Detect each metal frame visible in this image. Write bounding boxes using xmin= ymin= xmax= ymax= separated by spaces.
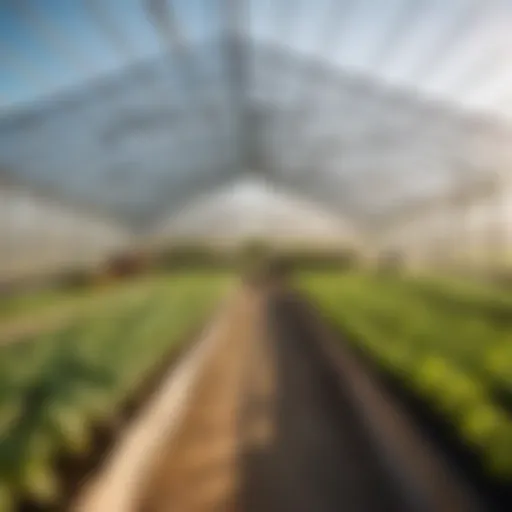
xmin=0 ymin=0 xmax=511 ymax=270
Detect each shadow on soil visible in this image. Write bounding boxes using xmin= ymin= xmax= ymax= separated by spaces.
xmin=234 ymin=288 xmax=409 ymax=512
xmin=234 ymin=284 xmax=510 ymax=512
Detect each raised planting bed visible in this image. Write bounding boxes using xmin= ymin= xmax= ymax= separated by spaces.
xmin=0 ymin=273 xmax=232 ymax=511
xmin=297 ymin=271 xmax=512 ymax=507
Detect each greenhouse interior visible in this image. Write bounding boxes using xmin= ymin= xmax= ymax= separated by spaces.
xmin=1 ymin=1 xmax=512 ymax=511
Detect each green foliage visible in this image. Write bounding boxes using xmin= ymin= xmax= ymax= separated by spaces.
xmin=274 ymin=248 xmax=359 ymax=273
xmin=0 ymin=288 xmax=81 ymax=322
xmin=299 ymin=271 xmax=512 ymax=481
xmin=0 ymin=273 xmax=230 ymax=507
xmin=157 ymin=243 xmax=232 ymax=271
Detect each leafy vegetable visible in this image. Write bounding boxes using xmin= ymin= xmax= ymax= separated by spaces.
xmin=0 ymin=272 xmax=231 ymax=506
xmin=299 ymin=271 xmax=512 ymax=480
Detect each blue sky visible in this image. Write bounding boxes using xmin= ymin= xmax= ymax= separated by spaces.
xmin=1 ymin=0 xmax=512 ymax=117
xmin=0 ymin=0 xmax=216 ymax=108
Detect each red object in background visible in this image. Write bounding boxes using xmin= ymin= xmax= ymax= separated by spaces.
xmin=105 ymin=251 xmax=149 ymax=278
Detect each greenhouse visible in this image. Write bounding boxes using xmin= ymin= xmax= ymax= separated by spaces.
xmin=0 ymin=1 xmax=512 ymax=511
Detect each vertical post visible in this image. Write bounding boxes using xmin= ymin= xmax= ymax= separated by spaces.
xmin=451 ymin=162 xmax=472 ymax=275
xmin=223 ymin=0 xmax=250 ymax=177
xmin=488 ymin=174 xmax=505 ymax=280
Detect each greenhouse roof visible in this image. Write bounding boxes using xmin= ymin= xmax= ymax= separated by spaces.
xmin=1 ymin=0 xmax=512 ymax=231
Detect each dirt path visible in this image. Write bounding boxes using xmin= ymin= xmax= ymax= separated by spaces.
xmin=136 ymin=286 xmax=259 ymax=512
xmin=137 ymin=284 xmax=411 ymax=511
xmin=80 ymin=283 xmax=482 ymax=512
xmin=234 ymin=287 xmax=409 ymax=512
xmin=72 ymin=286 xmax=247 ymax=512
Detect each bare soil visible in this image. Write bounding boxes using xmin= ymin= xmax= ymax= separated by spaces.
xmin=134 ymin=283 xmax=485 ymax=511
xmin=26 ymin=281 xmax=500 ymax=512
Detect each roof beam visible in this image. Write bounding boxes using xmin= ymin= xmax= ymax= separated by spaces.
xmin=221 ymin=0 xmax=251 ymax=174
xmin=408 ymin=0 xmax=486 ymax=84
xmin=84 ymin=0 xmax=137 ymax=60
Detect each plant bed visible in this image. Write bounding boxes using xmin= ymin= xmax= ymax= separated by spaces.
xmin=335 ymin=325 xmax=512 ymax=512
xmin=18 ymin=320 xmax=206 ymax=512
xmin=0 ymin=273 xmax=230 ymax=512
xmin=267 ymin=287 xmax=482 ymax=510
xmin=298 ymin=273 xmax=512 ymax=511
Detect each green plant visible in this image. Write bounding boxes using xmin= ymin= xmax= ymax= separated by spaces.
xmin=0 ymin=272 xmax=231 ymax=508
xmin=299 ymin=271 xmax=512 ymax=481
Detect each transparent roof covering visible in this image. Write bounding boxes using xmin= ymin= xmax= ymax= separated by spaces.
xmin=1 ymin=0 xmax=512 ymax=231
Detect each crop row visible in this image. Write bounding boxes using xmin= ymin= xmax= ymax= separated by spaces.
xmin=299 ymin=272 xmax=512 ymax=480
xmin=0 ymin=273 xmax=230 ymax=511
